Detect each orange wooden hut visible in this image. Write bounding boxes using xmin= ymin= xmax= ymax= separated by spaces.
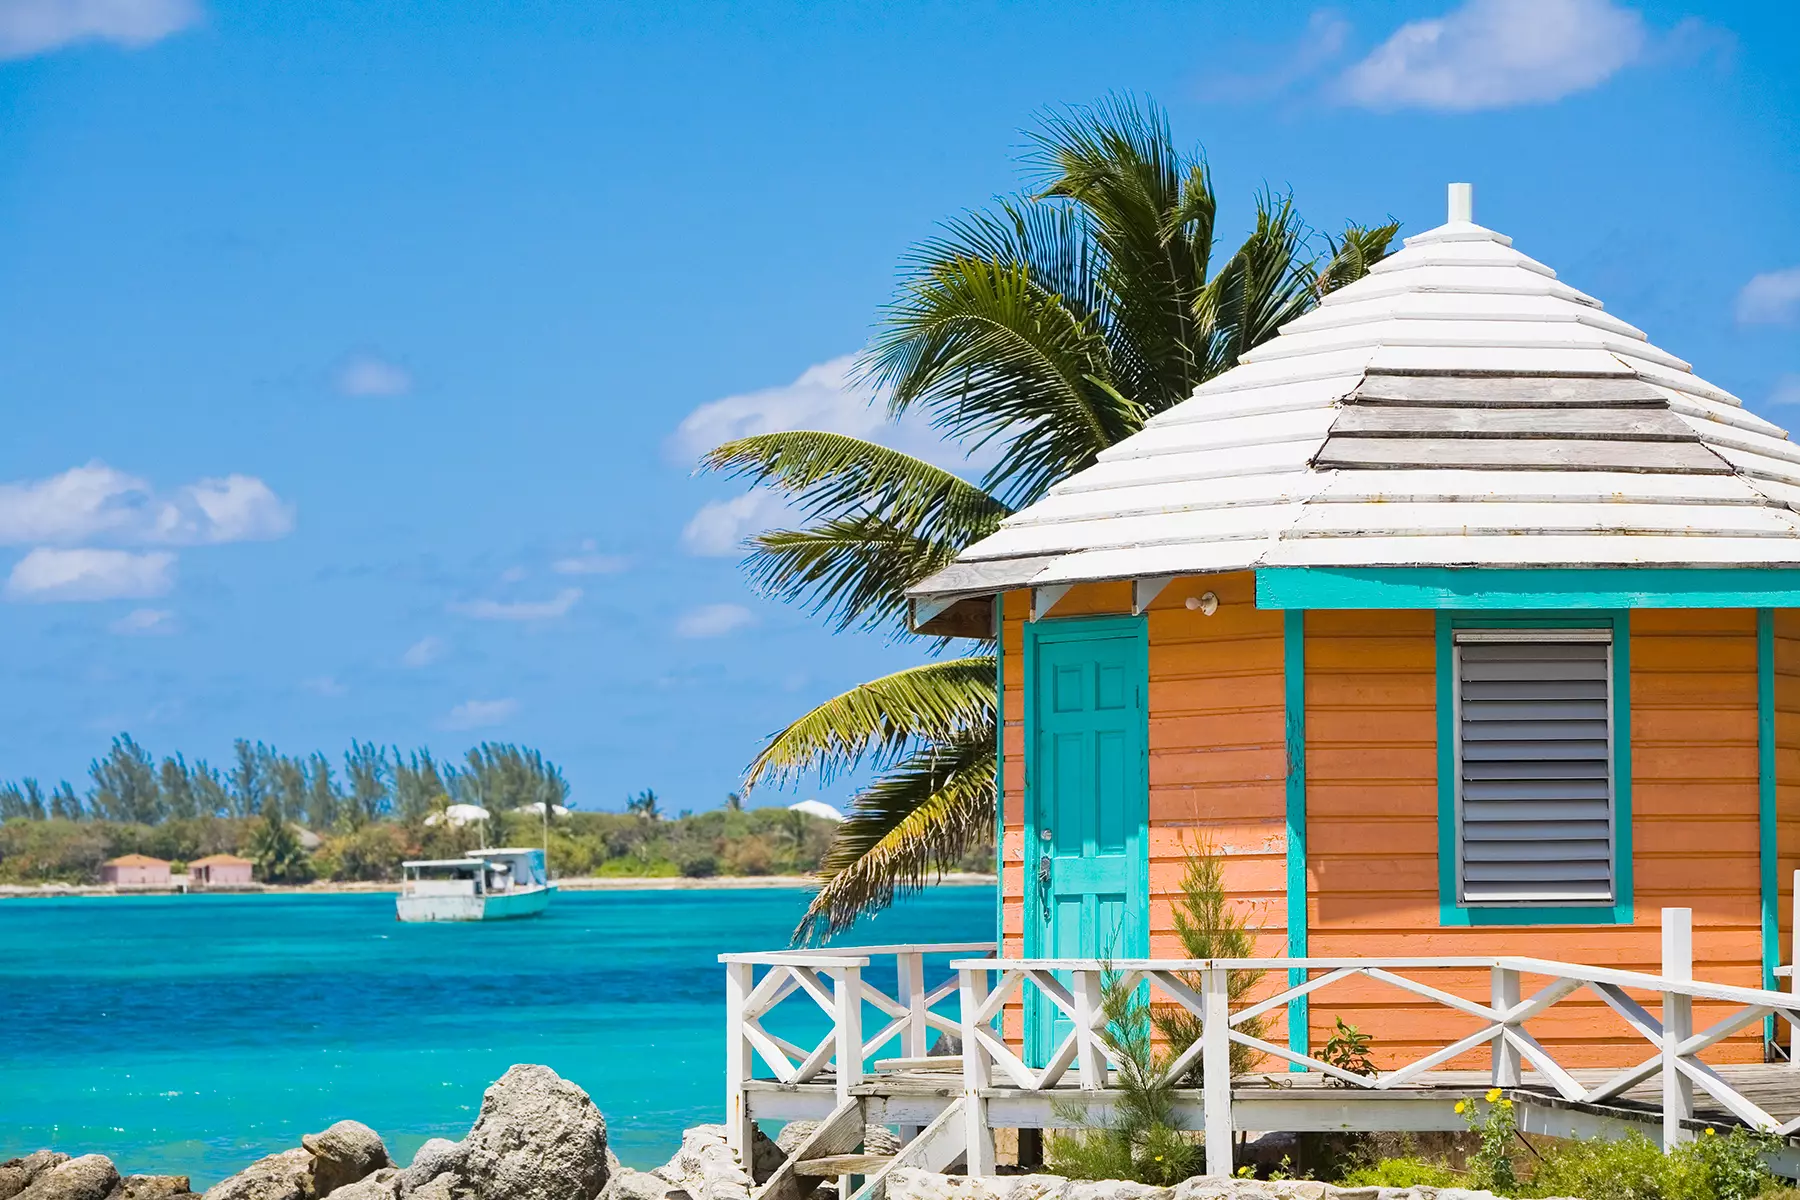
xmin=908 ymin=185 xmax=1800 ymax=1070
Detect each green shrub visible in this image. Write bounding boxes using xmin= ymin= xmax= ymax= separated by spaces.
xmin=1336 ymin=1157 xmax=1461 ymax=1189
xmin=1528 ymin=1128 xmax=1778 ymax=1200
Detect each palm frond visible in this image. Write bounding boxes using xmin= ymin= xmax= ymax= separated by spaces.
xmin=864 ymin=253 xmax=1137 ymax=507
xmin=791 ymin=731 xmax=997 ymax=945
xmin=1193 ymin=190 xmax=1317 ymax=379
xmin=1031 ymin=95 xmax=1211 ymax=413
xmin=745 ymin=656 xmax=995 ymax=790
xmin=701 ymin=432 xmax=1009 ymax=632
xmin=1317 ymin=219 xmax=1401 ymax=296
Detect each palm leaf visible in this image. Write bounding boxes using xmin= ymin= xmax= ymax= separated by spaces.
xmin=791 ymin=730 xmax=996 ymax=944
xmin=745 ymin=656 xmax=995 ymax=790
xmin=702 ymin=432 xmax=1009 ymax=632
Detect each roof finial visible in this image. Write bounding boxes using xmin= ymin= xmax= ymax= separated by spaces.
xmin=1448 ymin=182 xmax=1473 ymax=224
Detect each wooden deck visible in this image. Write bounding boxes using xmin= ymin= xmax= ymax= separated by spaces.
xmin=747 ymin=1064 xmax=1800 ymax=1135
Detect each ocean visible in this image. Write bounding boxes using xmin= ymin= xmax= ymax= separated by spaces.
xmin=0 ymin=885 xmax=994 ymax=1186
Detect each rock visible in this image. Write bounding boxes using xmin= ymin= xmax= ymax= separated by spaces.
xmin=405 ymin=1176 xmax=458 ymax=1200
xmin=319 ymin=1172 xmax=398 ymax=1200
xmin=1063 ymin=1183 xmax=1170 ymax=1200
xmin=652 ymin=1127 xmax=749 ymax=1200
xmin=887 ymin=1171 xmax=1067 ymax=1200
xmin=455 ymin=1065 xmax=609 ymax=1200
xmin=302 ymin=1123 xmax=390 ymax=1197
xmin=16 ymin=1156 xmax=121 ymax=1200
xmin=398 ymin=1144 xmax=464 ymax=1194
xmin=201 ymin=1149 xmax=314 ymax=1200
xmin=109 ymin=1177 xmax=197 ymax=1200
xmin=601 ymin=1170 xmax=687 ymax=1200
xmin=1 ymin=1153 xmax=71 ymax=1200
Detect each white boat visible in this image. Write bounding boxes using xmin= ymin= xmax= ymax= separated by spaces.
xmin=397 ymin=847 xmax=555 ymax=922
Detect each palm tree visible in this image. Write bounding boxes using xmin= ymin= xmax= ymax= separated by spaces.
xmin=704 ymin=96 xmax=1397 ymax=943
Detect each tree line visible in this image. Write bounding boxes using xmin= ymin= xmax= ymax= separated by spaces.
xmin=0 ymin=734 xmax=570 ymax=830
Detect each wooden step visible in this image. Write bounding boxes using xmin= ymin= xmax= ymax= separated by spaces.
xmin=794 ymin=1155 xmax=895 ymax=1180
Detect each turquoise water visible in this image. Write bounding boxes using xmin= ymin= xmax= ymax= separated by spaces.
xmin=0 ymin=886 xmax=993 ymax=1185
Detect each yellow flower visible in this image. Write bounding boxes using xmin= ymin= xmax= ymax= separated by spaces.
xmin=1455 ymin=1100 xmax=1469 ymax=1114
xmin=1705 ymin=1127 xmax=1717 ymax=1137
xmin=1486 ymin=1087 xmax=1503 ymax=1103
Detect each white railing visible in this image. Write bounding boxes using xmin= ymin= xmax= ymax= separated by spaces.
xmin=720 ymin=942 xmax=993 ymax=1155
xmin=949 ymin=909 xmax=1800 ymax=1175
xmin=722 ymin=911 xmax=1800 ymax=1179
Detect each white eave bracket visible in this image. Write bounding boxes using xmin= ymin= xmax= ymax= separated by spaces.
xmin=1133 ymin=577 xmax=1175 ymax=615
xmin=1031 ymin=584 xmax=1072 ymax=622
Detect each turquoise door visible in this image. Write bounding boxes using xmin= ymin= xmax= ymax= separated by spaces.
xmin=1023 ymin=616 xmax=1150 ymax=1067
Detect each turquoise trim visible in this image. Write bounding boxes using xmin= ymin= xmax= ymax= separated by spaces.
xmin=1020 ymin=614 xmax=1151 ymax=1063
xmin=1284 ymin=610 xmax=1309 ymax=1067
xmin=1436 ymin=612 xmax=1635 ymax=926
xmin=1760 ymin=609 xmax=1778 ymax=1047
xmin=1257 ymin=568 xmax=1800 ymax=611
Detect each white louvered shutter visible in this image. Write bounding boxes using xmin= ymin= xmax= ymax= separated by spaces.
xmin=1454 ymin=632 xmax=1614 ymax=905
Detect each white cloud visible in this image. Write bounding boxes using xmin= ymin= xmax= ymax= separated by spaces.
xmin=336 ymin=353 xmax=413 ymax=397
xmin=675 ymin=603 xmax=756 ymax=639
xmin=0 ymin=461 xmax=293 ymax=547
xmin=302 ymin=675 xmax=347 ymax=697
xmin=450 ymin=587 xmax=581 ymax=621
xmin=402 ymin=636 xmax=447 ymax=668
xmin=497 ymin=565 xmax=527 ymax=584
xmin=444 ymin=697 xmax=518 ymax=730
xmin=1339 ymin=0 xmax=1647 ymax=111
xmin=1738 ymin=266 xmax=1800 ymax=325
xmin=552 ymin=541 xmax=629 ymax=576
xmin=1768 ymin=375 xmax=1800 ymax=408
xmin=1199 ymin=11 xmax=1353 ymax=102
xmin=110 ymin=607 xmax=175 ymax=636
xmin=0 ymin=0 xmax=200 ymax=61
xmin=681 ymin=491 xmax=791 ymax=557
xmin=6 ymin=548 xmax=175 ymax=602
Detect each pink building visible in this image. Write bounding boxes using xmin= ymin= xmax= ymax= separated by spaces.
xmin=189 ymin=853 xmax=255 ymax=888
xmin=100 ymin=854 xmax=171 ymax=887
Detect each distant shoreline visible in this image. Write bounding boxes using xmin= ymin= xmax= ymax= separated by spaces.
xmin=0 ymin=872 xmax=997 ymax=900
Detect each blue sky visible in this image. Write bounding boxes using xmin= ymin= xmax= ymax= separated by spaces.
xmin=0 ymin=0 xmax=1795 ymax=812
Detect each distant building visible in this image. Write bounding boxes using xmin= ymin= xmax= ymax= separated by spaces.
xmin=189 ymin=853 xmax=255 ymax=888
xmin=100 ymin=854 xmax=171 ymax=888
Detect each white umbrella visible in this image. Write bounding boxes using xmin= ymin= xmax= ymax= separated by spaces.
xmin=512 ymin=802 xmax=570 ymax=817
xmin=787 ymin=799 xmax=844 ymax=822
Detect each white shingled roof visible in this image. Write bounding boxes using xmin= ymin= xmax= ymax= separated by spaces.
xmin=910 ymin=185 xmax=1800 ymax=605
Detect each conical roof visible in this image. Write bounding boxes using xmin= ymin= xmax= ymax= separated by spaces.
xmin=911 ymin=185 xmax=1800 ymax=608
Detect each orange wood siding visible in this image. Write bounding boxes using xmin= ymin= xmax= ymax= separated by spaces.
xmin=1305 ymin=608 xmax=1764 ymax=1067
xmin=999 ymin=574 xmax=1288 ymax=1045
xmin=1775 ymin=610 xmax=1800 ymax=981
xmin=997 ymin=591 xmax=1776 ymax=1070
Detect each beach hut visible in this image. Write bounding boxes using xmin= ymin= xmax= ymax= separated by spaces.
xmin=905 ymin=184 xmax=1800 ymax=1071
xmin=189 ymin=853 xmax=255 ymax=888
xmin=100 ymin=853 xmax=171 ymax=888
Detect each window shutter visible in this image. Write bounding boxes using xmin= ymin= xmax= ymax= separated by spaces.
xmin=1455 ymin=633 xmax=1613 ymax=905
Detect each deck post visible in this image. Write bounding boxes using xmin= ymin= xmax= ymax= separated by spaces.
xmin=724 ymin=960 xmax=755 ymax=1163
xmin=834 ymin=966 xmax=865 ymax=1111
xmin=1491 ymin=965 xmax=1522 ymax=1088
xmin=897 ymin=952 xmax=927 ymax=1141
xmin=1662 ymin=908 xmax=1695 ymax=1150
xmin=959 ymin=966 xmax=996 ymax=1176
xmin=1072 ymin=968 xmax=1106 ymax=1089
xmin=1201 ymin=964 xmax=1233 ymax=1177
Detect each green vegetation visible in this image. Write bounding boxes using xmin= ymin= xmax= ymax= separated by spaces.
xmin=701 ymin=95 xmax=1398 ymax=941
xmin=1154 ymin=840 xmax=1267 ymax=1078
xmin=0 ymin=734 xmax=968 ymax=885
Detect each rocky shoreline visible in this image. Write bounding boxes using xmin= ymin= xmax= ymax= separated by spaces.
xmin=1 ymin=1065 xmax=1553 ymax=1200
